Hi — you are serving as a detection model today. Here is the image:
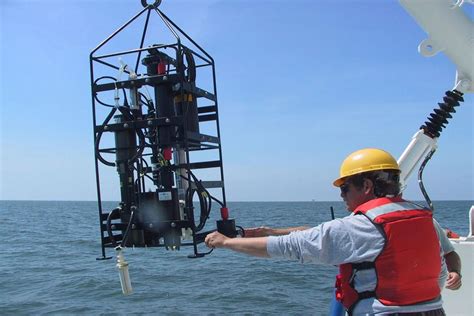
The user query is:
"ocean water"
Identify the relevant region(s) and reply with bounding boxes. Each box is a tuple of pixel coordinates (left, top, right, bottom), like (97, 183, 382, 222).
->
(1, 200, 472, 315)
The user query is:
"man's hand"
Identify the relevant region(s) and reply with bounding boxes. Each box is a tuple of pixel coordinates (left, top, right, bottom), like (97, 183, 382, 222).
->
(444, 251, 462, 290)
(205, 231, 229, 249)
(445, 271, 462, 290)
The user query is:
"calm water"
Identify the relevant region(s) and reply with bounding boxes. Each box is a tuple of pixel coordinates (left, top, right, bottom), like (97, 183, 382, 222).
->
(1, 200, 472, 315)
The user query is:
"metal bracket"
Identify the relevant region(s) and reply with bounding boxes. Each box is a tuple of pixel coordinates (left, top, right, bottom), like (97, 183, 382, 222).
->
(141, 0, 162, 9)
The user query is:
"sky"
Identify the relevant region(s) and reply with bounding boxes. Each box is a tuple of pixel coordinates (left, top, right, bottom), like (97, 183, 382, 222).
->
(1, 0, 473, 202)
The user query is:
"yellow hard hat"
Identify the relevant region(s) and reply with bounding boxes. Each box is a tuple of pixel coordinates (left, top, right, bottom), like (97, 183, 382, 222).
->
(333, 148, 400, 187)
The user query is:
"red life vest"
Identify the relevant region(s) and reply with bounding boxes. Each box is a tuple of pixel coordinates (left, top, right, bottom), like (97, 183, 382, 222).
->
(335, 196, 441, 312)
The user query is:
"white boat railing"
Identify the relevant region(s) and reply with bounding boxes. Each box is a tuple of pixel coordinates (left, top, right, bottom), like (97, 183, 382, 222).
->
(442, 205, 474, 315)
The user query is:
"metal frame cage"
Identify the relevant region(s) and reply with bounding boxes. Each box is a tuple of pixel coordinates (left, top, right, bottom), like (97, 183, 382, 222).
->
(90, 1, 238, 259)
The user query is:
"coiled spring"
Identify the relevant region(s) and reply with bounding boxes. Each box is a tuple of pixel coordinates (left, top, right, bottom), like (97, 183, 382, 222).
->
(421, 90, 464, 138)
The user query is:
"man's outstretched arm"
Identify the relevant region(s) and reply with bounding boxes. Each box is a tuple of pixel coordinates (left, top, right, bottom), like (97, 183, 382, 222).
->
(205, 231, 270, 258)
(244, 226, 310, 237)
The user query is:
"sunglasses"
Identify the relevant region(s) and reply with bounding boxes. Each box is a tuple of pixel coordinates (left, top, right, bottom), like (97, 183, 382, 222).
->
(340, 182, 351, 194)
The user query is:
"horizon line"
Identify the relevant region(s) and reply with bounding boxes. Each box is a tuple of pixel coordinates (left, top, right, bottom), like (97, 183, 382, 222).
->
(1, 199, 473, 203)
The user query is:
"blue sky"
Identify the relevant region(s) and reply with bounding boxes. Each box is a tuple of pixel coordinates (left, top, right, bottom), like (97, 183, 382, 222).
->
(1, 0, 473, 201)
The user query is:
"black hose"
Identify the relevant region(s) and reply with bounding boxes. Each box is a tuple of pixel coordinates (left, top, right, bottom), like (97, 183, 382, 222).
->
(95, 104, 144, 168)
(95, 107, 117, 167)
(209, 195, 224, 208)
(188, 171, 224, 208)
(201, 248, 214, 256)
(416, 89, 465, 211)
(140, 92, 155, 112)
(93, 76, 128, 108)
(94, 94, 115, 108)
(183, 48, 196, 83)
(121, 208, 136, 247)
(180, 169, 226, 232)
(106, 206, 135, 248)
(182, 172, 212, 232)
(94, 81, 137, 168)
(418, 149, 436, 211)
(94, 75, 117, 84)
(186, 185, 209, 232)
(106, 207, 121, 247)
(134, 158, 155, 190)
(190, 173, 213, 231)
(236, 225, 245, 237)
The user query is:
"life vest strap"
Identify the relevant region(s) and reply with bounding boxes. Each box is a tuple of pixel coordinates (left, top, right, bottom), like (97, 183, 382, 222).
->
(358, 291, 376, 300)
(352, 261, 375, 270)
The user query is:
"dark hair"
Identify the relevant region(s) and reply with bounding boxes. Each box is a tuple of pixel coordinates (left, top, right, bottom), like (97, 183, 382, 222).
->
(348, 170, 401, 197)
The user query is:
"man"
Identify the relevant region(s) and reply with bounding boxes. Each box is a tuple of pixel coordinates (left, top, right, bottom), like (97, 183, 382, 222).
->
(243, 224, 462, 292)
(205, 148, 461, 315)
